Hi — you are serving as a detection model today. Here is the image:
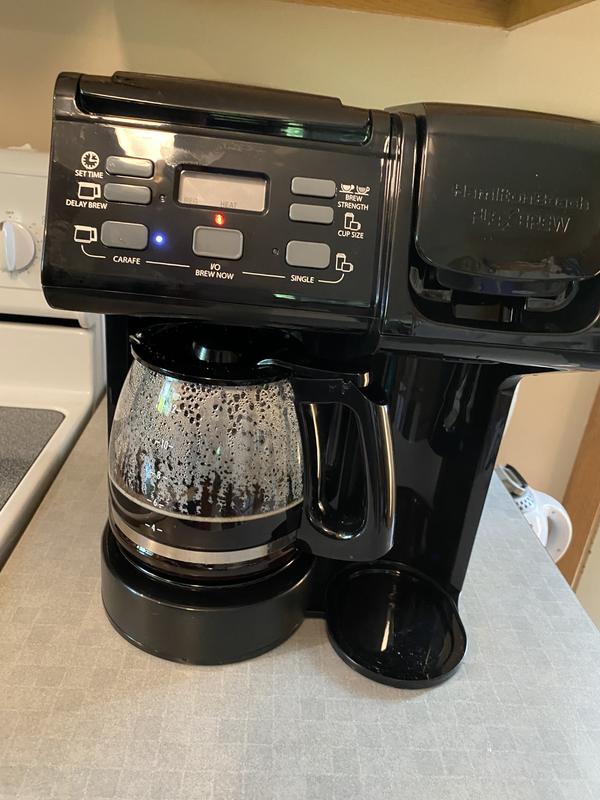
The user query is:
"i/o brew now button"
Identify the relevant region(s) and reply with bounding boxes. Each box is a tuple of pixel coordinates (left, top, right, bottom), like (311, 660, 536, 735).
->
(192, 226, 243, 260)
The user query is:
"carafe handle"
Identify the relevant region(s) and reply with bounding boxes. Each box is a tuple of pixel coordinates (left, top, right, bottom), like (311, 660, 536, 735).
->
(292, 376, 395, 561)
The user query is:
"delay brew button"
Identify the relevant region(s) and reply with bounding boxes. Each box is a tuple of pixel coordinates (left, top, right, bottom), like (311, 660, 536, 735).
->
(291, 177, 336, 199)
(192, 226, 243, 260)
(285, 241, 330, 269)
(105, 156, 154, 178)
(100, 221, 148, 250)
(289, 203, 334, 225)
(104, 184, 152, 205)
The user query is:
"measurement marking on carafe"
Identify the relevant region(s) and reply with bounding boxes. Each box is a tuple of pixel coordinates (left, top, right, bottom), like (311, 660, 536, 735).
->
(146, 260, 190, 268)
(80, 245, 106, 259)
(144, 523, 163, 534)
(242, 271, 286, 279)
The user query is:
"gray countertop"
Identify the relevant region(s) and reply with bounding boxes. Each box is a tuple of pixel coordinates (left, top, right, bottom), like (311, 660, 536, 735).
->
(1, 402, 600, 800)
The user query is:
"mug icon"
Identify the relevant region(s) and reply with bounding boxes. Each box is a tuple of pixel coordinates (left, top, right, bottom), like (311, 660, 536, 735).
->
(335, 253, 354, 273)
(343, 212, 362, 232)
(78, 182, 101, 201)
(74, 225, 98, 244)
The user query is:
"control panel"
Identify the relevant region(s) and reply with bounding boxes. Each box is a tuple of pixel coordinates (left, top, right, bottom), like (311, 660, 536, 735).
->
(43, 81, 394, 330)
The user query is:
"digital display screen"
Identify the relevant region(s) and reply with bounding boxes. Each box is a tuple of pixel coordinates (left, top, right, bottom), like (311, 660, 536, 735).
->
(178, 170, 267, 212)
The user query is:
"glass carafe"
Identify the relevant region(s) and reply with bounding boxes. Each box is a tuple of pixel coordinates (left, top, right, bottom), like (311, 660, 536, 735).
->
(108, 323, 395, 582)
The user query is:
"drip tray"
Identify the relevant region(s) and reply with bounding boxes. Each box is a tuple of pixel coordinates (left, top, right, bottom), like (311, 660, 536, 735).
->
(326, 563, 466, 688)
(0, 407, 65, 511)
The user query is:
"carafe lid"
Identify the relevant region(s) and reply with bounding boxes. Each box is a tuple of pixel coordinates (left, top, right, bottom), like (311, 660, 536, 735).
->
(130, 323, 292, 384)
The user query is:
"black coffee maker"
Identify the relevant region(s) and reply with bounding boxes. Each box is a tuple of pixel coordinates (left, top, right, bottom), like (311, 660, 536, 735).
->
(42, 72, 600, 688)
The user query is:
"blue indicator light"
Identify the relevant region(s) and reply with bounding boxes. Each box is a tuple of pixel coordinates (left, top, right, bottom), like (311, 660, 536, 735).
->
(153, 233, 166, 245)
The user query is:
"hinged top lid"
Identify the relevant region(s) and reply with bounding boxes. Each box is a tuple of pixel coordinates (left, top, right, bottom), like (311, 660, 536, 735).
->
(393, 103, 600, 295)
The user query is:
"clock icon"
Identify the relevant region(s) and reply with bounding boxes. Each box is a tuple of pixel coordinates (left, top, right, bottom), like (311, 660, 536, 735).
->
(81, 151, 100, 170)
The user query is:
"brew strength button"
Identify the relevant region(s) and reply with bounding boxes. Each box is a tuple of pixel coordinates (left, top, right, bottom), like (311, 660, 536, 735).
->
(291, 177, 336, 199)
(101, 221, 148, 250)
(285, 241, 330, 269)
(289, 204, 334, 225)
(105, 156, 154, 178)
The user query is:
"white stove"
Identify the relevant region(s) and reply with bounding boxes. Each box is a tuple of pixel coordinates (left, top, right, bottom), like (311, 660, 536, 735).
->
(0, 147, 104, 565)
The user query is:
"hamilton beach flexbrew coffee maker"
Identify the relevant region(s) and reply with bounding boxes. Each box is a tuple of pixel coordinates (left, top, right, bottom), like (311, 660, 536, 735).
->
(42, 72, 600, 688)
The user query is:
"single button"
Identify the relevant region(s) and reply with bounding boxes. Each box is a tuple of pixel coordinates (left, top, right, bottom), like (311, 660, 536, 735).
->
(289, 203, 334, 225)
(105, 156, 154, 178)
(104, 183, 152, 205)
(285, 241, 330, 269)
(101, 221, 148, 250)
(291, 177, 336, 198)
(193, 226, 243, 260)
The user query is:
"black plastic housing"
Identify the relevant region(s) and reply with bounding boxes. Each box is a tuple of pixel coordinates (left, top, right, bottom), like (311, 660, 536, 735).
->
(43, 72, 392, 340)
(42, 74, 600, 368)
(40, 73, 600, 688)
(406, 103, 600, 294)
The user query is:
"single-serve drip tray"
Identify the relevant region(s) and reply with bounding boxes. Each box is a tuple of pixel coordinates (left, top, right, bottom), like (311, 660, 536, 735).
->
(0, 407, 65, 511)
(326, 563, 467, 688)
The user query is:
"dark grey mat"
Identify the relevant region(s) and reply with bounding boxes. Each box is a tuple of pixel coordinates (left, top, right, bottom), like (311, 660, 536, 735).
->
(0, 407, 65, 511)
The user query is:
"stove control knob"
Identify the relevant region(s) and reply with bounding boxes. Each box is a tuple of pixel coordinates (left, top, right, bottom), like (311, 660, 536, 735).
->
(0, 220, 35, 273)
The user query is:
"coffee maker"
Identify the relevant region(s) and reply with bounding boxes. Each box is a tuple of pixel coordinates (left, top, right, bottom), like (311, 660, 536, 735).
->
(42, 72, 600, 688)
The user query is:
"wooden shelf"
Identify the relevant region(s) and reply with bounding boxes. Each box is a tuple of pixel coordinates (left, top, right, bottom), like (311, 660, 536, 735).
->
(279, 0, 595, 29)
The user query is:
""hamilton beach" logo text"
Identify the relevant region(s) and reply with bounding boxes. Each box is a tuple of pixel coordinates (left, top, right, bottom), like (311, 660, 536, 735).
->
(472, 207, 571, 234)
(452, 183, 590, 235)
(453, 183, 590, 211)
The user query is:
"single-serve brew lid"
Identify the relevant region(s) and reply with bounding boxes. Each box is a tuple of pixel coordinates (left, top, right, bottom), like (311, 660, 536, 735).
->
(396, 103, 600, 295)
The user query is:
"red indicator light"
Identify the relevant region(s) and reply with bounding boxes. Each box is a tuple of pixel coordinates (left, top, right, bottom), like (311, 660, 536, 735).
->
(213, 213, 226, 226)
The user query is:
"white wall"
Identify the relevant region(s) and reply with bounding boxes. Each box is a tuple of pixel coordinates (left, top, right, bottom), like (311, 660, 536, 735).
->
(1, 0, 599, 498)
(498, 372, 600, 501)
(2, 0, 600, 151)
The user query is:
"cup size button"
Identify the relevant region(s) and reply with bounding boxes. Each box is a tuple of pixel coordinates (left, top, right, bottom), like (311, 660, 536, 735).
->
(289, 203, 334, 225)
(100, 221, 148, 250)
(285, 241, 330, 269)
(291, 177, 336, 198)
(104, 184, 152, 204)
(193, 226, 243, 260)
(105, 156, 154, 178)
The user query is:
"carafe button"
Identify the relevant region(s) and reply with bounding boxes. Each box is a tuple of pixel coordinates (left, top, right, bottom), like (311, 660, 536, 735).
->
(100, 221, 148, 250)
